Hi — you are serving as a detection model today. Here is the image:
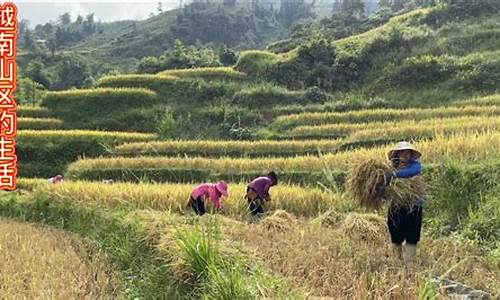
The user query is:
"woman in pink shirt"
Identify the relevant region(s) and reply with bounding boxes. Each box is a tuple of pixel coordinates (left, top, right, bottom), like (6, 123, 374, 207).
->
(188, 181, 229, 215)
(245, 171, 278, 217)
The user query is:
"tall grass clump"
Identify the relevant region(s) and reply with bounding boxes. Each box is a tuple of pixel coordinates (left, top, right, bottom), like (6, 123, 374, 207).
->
(163, 217, 294, 299)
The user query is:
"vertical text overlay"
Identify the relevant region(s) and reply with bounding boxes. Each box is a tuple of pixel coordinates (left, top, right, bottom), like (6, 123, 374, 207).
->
(0, 3, 17, 190)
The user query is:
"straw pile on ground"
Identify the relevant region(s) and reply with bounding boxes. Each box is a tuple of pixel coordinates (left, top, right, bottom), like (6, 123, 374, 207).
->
(347, 157, 425, 210)
(340, 213, 387, 243)
(258, 210, 295, 232)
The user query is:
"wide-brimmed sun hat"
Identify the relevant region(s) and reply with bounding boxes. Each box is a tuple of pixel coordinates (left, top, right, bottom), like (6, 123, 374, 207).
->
(215, 181, 229, 197)
(387, 141, 422, 159)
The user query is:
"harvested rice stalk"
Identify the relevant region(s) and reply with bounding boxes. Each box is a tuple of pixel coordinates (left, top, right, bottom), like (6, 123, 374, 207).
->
(341, 213, 386, 242)
(347, 157, 425, 210)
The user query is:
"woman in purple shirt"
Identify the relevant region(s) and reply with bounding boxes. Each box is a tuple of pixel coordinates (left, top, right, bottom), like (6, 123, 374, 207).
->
(245, 171, 278, 217)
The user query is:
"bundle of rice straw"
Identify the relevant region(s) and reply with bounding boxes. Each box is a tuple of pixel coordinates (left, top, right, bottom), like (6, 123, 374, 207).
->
(258, 210, 295, 232)
(347, 157, 425, 210)
(340, 213, 386, 242)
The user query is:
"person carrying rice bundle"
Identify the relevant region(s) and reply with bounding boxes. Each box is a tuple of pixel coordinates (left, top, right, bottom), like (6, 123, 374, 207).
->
(245, 171, 278, 217)
(188, 181, 229, 216)
(381, 142, 424, 263)
(347, 141, 424, 263)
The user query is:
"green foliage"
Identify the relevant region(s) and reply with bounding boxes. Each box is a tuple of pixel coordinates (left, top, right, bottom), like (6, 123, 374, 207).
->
(425, 160, 500, 233)
(232, 84, 304, 108)
(137, 40, 221, 73)
(158, 110, 176, 139)
(174, 220, 292, 299)
(17, 130, 155, 178)
(42, 88, 161, 131)
(234, 50, 283, 77)
(219, 47, 238, 66)
(171, 2, 281, 48)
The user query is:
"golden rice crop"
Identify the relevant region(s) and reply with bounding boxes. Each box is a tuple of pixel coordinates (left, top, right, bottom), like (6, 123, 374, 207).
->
(290, 115, 500, 138)
(347, 115, 500, 142)
(347, 157, 425, 210)
(272, 105, 500, 129)
(17, 117, 64, 130)
(0, 219, 121, 298)
(17, 106, 51, 118)
(68, 131, 500, 175)
(97, 74, 178, 87)
(157, 67, 246, 80)
(44, 87, 157, 99)
(115, 139, 343, 157)
(22, 180, 336, 217)
(453, 93, 500, 107)
(17, 129, 156, 143)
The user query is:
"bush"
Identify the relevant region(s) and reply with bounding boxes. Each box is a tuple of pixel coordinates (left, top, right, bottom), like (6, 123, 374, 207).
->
(234, 50, 282, 77)
(232, 84, 305, 108)
(98, 76, 240, 106)
(425, 159, 500, 232)
(42, 88, 161, 131)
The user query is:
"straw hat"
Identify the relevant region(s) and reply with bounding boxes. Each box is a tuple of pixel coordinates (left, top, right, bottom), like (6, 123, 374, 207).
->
(215, 181, 229, 197)
(387, 141, 422, 159)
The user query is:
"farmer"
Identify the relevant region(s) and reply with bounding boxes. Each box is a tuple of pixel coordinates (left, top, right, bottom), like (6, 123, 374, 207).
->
(188, 181, 229, 216)
(379, 142, 423, 263)
(245, 171, 278, 217)
(47, 174, 64, 184)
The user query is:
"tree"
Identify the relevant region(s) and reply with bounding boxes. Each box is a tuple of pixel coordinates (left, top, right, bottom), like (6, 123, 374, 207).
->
(219, 47, 237, 66)
(378, 0, 392, 9)
(391, 0, 406, 11)
(223, 0, 237, 6)
(23, 29, 35, 50)
(279, 0, 316, 27)
(59, 12, 71, 26)
(341, 0, 365, 19)
(84, 13, 95, 34)
(157, 2, 163, 13)
(48, 38, 57, 57)
(26, 59, 51, 88)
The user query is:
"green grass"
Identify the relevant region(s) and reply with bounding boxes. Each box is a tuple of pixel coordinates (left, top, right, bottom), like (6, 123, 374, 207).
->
(17, 130, 156, 178)
(42, 88, 162, 132)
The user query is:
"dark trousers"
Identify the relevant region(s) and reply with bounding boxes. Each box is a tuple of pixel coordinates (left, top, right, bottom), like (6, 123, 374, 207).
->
(248, 199, 264, 216)
(190, 196, 206, 216)
(387, 205, 423, 245)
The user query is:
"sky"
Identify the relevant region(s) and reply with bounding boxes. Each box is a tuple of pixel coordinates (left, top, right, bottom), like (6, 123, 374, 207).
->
(12, 1, 182, 27)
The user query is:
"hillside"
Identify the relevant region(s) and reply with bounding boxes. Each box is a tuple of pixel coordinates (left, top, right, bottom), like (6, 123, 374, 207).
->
(8, 1, 500, 298)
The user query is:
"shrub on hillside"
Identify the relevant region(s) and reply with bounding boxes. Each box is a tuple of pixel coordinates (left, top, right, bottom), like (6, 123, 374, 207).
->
(234, 50, 282, 77)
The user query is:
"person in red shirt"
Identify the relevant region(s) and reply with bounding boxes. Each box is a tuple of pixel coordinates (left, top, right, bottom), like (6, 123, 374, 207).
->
(245, 171, 278, 217)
